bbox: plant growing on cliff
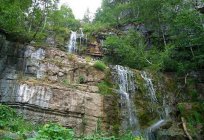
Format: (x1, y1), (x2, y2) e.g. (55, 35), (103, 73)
(0, 105), (36, 138)
(78, 75), (85, 84)
(29, 123), (74, 140)
(93, 61), (107, 71)
(97, 81), (113, 95)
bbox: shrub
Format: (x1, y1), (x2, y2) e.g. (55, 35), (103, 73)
(78, 75), (85, 84)
(97, 81), (113, 95)
(30, 123), (74, 140)
(0, 104), (35, 137)
(93, 61), (107, 71)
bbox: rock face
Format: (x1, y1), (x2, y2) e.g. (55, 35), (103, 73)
(0, 34), (116, 135)
(2, 83), (104, 135)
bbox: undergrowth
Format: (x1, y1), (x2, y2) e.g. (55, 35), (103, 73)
(0, 104), (145, 140)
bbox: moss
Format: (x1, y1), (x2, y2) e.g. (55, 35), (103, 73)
(134, 70), (147, 96)
(103, 95), (121, 136)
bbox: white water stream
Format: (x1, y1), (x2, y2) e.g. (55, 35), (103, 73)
(114, 65), (140, 134)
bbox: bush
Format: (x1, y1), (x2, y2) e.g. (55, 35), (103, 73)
(30, 123), (74, 140)
(97, 81), (113, 95)
(93, 61), (107, 71)
(0, 104), (35, 138)
(78, 75), (85, 84)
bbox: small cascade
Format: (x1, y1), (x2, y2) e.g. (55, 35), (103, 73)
(67, 31), (77, 53)
(145, 119), (165, 140)
(79, 28), (84, 38)
(79, 28), (83, 46)
(141, 71), (171, 140)
(114, 65), (139, 134)
(100, 39), (104, 47)
(141, 71), (157, 103)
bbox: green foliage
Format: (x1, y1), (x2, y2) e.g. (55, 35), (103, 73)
(104, 31), (146, 69)
(0, 105), (147, 140)
(0, 1), (80, 44)
(78, 75), (85, 84)
(30, 123), (74, 140)
(0, 104), (35, 138)
(83, 22), (110, 35)
(62, 79), (70, 85)
(94, 0), (204, 74)
(178, 103), (204, 126)
(97, 81), (113, 95)
(104, 31), (172, 71)
(93, 61), (107, 71)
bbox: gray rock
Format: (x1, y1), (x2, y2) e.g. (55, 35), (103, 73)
(48, 75), (58, 82)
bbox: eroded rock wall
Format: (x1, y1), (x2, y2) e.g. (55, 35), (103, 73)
(0, 34), (117, 135)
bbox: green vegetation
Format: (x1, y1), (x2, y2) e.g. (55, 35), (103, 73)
(0, 104), (37, 139)
(97, 81), (113, 95)
(0, 105), (145, 140)
(177, 103), (204, 137)
(0, 0), (79, 46)
(29, 123), (74, 140)
(93, 61), (107, 71)
(1, 0), (204, 139)
(92, 0), (204, 75)
(78, 75), (85, 84)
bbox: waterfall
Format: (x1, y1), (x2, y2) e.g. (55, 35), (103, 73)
(141, 71), (171, 140)
(68, 31), (77, 53)
(79, 28), (84, 46)
(141, 71), (157, 103)
(145, 119), (165, 140)
(114, 65), (140, 134)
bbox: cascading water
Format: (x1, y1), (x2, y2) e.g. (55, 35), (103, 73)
(141, 71), (157, 103)
(79, 28), (85, 46)
(145, 119), (165, 140)
(141, 71), (170, 140)
(114, 65), (140, 134)
(67, 31), (77, 53)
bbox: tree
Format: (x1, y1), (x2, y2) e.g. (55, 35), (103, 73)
(83, 8), (91, 23)
(0, 0), (32, 33)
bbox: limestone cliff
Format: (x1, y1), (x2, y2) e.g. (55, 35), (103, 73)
(0, 34), (118, 136)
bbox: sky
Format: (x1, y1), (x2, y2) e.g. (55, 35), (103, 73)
(59, 0), (102, 20)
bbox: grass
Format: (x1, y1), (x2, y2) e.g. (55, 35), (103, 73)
(97, 81), (113, 95)
(93, 61), (107, 71)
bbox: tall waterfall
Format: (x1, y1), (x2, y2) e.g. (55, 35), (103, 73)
(114, 65), (140, 134)
(68, 31), (77, 53)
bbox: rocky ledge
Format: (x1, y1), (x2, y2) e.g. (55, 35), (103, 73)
(0, 36), (117, 136)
